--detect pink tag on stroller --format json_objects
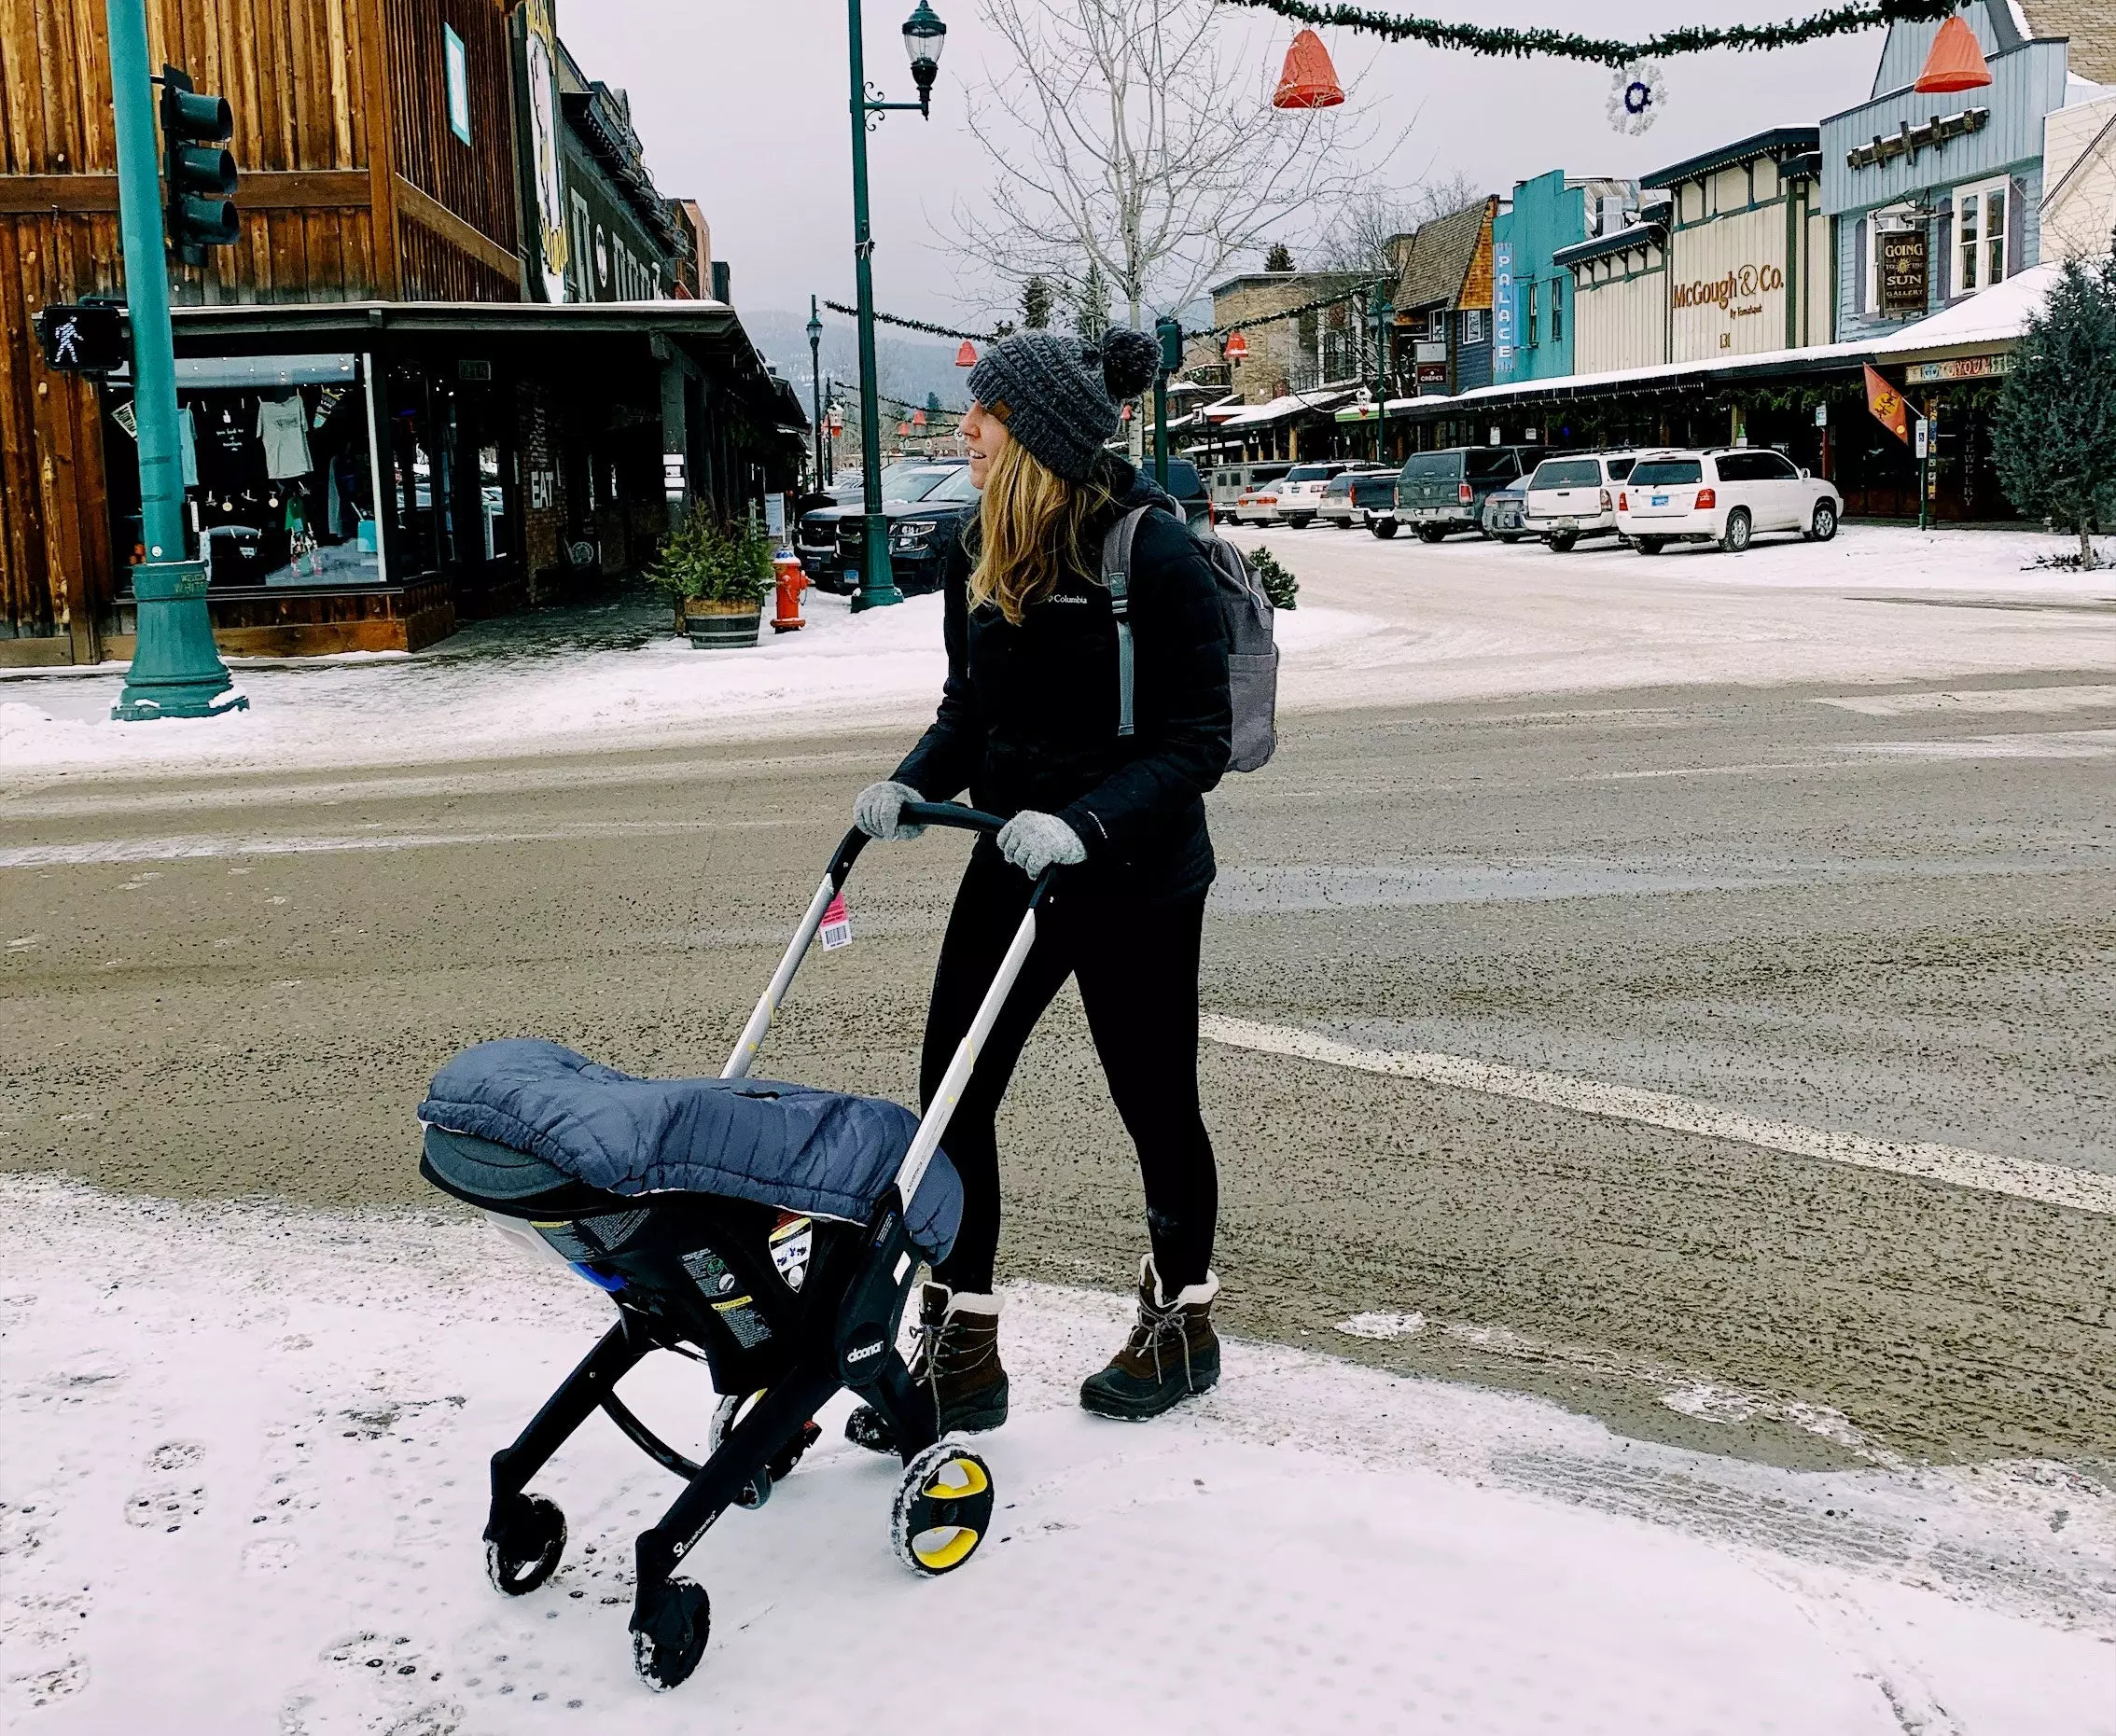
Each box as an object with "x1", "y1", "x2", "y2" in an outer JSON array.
[{"x1": 819, "y1": 893, "x2": 852, "y2": 951}]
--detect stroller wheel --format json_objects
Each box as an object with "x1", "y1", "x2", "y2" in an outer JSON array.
[
  {"x1": 891, "y1": 1442, "x2": 995, "y2": 1576},
  {"x1": 632, "y1": 1578, "x2": 711, "y2": 1692},
  {"x1": 484, "y1": 1493, "x2": 566, "y2": 1596}
]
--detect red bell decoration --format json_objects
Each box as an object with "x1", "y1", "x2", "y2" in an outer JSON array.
[
  {"x1": 1273, "y1": 28, "x2": 1344, "y2": 110},
  {"x1": 1224, "y1": 329, "x2": 1249, "y2": 361},
  {"x1": 954, "y1": 339, "x2": 978, "y2": 366},
  {"x1": 898, "y1": 419, "x2": 912, "y2": 436},
  {"x1": 912, "y1": 407, "x2": 927, "y2": 425},
  {"x1": 1914, "y1": 16, "x2": 1993, "y2": 92}
]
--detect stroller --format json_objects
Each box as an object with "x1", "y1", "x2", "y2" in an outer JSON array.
[{"x1": 417, "y1": 802, "x2": 1049, "y2": 1691}]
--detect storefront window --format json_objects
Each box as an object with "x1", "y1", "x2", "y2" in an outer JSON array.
[
  {"x1": 1956, "y1": 180, "x2": 2008, "y2": 294},
  {"x1": 106, "y1": 354, "x2": 386, "y2": 593}
]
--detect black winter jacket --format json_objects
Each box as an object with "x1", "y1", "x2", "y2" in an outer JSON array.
[{"x1": 892, "y1": 458, "x2": 1232, "y2": 903}]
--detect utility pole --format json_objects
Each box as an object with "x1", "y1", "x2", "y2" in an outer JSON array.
[
  {"x1": 1152, "y1": 315, "x2": 1181, "y2": 490},
  {"x1": 108, "y1": 0, "x2": 244, "y2": 720}
]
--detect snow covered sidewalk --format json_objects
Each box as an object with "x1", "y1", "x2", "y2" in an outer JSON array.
[
  {"x1": 7, "y1": 524, "x2": 2113, "y2": 784},
  {"x1": 3, "y1": 1176, "x2": 2108, "y2": 1734}
]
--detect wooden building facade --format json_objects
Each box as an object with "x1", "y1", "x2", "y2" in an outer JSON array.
[{"x1": 1, "y1": 0, "x2": 800, "y2": 665}]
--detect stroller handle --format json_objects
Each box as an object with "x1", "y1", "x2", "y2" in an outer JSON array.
[
  {"x1": 722, "y1": 801, "x2": 1059, "y2": 1085},
  {"x1": 899, "y1": 799, "x2": 1009, "y2": 834}
]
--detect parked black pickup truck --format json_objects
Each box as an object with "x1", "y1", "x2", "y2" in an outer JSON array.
[
  {"x1": 826, "y1": 465, "x2": 983, "y2": 595},
  {"x1": 1372, "y1": 445, "x2": 1544, "y2": 541}
]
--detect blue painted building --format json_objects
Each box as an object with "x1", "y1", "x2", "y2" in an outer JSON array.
[
  {"x1": 1824, "y1": 0, "x2": 2093, "y2": 343},
  {"x1": 1491, "y1": 171, "x2": 1638, "y2": 386}
]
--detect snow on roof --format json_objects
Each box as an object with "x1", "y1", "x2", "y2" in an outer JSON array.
[
  {"x1": 1372, "y1": 340, "x2": 1874, "y2": 417},
  {"x1": 1871, "y1": 262, "x2": 2058, "y2": 354},
  {"x1": 1205, "y1": 388, "x2": 1355, "y2": 427}
]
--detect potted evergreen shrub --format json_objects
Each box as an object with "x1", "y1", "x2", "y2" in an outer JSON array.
[{"x1": 653, "y1": 507, "x2": 774, "y2": 648}]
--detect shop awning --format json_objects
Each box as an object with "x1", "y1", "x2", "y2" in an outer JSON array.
[
  {"x1": 1380, "y1": 339, "x2": 1878, "y2": 419},
  {"x1": 1869, "y1": 263, "x2": 2054, "y2": 365}
]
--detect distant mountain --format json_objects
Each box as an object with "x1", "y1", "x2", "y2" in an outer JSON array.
[{"x1": 741, "y1": 307, "x2": 973, "y2": 414}]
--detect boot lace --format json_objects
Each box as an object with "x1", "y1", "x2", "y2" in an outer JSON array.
[
  {"x1": 1124, "y1": 1294, "x2": 1197, "y2": 1393},
  {"x1": 915, "y1": 1310, "x2": 998, "y2": 1414}
]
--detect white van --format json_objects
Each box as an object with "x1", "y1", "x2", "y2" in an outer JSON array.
[
  {"x1": 1523, "y1": 451, "x2": 1639, "y2": 551},
  {"x1": 1208, "y1": 462, "x2": 1291, "y2": 524}
]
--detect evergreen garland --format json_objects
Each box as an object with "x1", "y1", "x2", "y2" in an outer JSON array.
[
  {"x1": 823, "y1": 300, "x2": 997, "y2": 342},
  {"x1": 1220, "y1": 0, "x2": 1955, "y2": 68}
]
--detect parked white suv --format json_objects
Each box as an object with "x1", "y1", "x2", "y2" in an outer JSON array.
[
  {"x1": 1524, "y1": 451, "x2": 1639, "y2": 551},
  {"x1": 1273, "y1": 460, "x2": 1356, "y2": 527},
  {"x1": 1616, "y1": 449, "x2": 1842, "y2": 554}
]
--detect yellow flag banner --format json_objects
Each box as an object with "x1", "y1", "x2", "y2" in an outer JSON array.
[{"x1": 1864, "y1": 364, "x2": 1910, "y2": 445}]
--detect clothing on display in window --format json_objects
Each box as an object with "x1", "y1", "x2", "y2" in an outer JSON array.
[
  {"x1": 193, "y1": 399, "x2": 264, "y2": 495},
  {"x1": 256, "y1": 390, "x2": 313, "y2": 480}
]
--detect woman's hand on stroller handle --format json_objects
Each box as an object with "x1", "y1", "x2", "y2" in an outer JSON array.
[{"x1": 853, "y1": 781, "x2": 927, "y2": 841}]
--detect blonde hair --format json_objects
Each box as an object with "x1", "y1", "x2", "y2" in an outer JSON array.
[{"x1": 968, "y1": 439, "x2": 1116, "y2": 625}]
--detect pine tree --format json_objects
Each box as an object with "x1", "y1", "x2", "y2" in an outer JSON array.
[
  {"x1": 1994, "y1": 254, "x2": 2116, "y2": 565},
  {"x1": 926, "y1": 391, "x2": 943, "y2": 415},
  {"x1": 1072, "y1": 262, "x2": 1110, "y2": 341},
  {"x1": 1020, "y1": 274, "x2": 1054, "y2": 331},
  {"x1": 1264, "y1": 241, "x2": 1295, "y2": 273}
]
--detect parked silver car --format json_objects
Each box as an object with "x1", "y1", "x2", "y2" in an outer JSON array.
[{"x1": 1524, "y1": 451, "x2": 1640, "y2": 551}]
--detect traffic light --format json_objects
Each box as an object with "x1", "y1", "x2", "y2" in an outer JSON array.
[{"x1": 159, "y1": 65, "x2": 237, "y2": 264}]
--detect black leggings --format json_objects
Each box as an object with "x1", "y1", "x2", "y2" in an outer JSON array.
[{"x1": 922, "y1": 850, "x2": 1218, "y2": 1296}]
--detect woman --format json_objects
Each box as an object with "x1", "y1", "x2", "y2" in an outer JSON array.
[{"x1": 847, "y1": 327, "x2": 1232, "y2": 1448}]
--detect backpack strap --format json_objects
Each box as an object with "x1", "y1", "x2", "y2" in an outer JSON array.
[{"x1": 1100, "y1": 505, "x2": 1154, "y2": 740}]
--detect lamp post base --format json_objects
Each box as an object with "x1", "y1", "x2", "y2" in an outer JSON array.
[
  {"x1": 112, "y1": 558, "x2": 248, "y2": 722},
  {"x1": 848, "y1": 525, "x2": 903, "y2": 612}
]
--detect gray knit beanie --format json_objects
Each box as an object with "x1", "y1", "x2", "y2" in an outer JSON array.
[{"x1": 967, "y1": 328, "x2": 1161, "y2": 482}]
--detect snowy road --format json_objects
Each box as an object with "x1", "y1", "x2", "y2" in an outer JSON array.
[{"x1": 4, "y1": 525, "x2": 2114, "y2": 1728}]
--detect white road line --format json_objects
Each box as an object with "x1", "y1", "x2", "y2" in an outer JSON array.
[
  {"x1": 0, "y1": 816, "x2": 796, "y2": 869},
  {"x1": 1817, "y1": 684, "x2": 2116, "y2": 717},
  {"x1": 1201, "y1": 1015, "x2": 2116, "y2": 1218}
]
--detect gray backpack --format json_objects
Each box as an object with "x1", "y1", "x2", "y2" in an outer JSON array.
[{"x1": 1101, "y1": 505, "x2": 1278, "y2": 772}]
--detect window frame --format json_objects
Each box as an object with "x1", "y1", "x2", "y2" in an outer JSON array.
[
  {"x1": 443, "y1": 24, "x2": 471, "y2": 145},
  {"x1": 1551, "y1": 276, "x2": 1564, "y2": 342},
  {"x1": 1463, "y1": 308, "x2": 1485, "y2": 345},
  {"x1": 1953, "y1": 175, "x2": 2010, "y2": 295},
  {"x1": 1526, "y1": 280, "x2": 1539, "y2": 348}
]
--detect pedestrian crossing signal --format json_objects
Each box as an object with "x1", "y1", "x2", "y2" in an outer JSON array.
[
  {"x1": 160, "y1": 65, "x2": 239, "y2": 265},
  {"x1": 34, "y1": 302, "x2": 128, "y2": 374}
]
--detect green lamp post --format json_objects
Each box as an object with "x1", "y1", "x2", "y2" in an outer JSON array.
[
  {"x1": 106, "y1": 0, "x2": 244, "y2": 720},
  {"x1": 846, "y1": 0, "x2": 947, "y2": 613},
  {"x1": 1369, "y1": 280, "x2": 1393, "y2": 467}
]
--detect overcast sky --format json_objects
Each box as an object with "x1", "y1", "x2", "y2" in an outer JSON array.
[{"x1": 559, "y1": 0, "x2": 1884, "y2": 326}]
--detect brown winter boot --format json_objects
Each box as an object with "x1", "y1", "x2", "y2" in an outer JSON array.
[
  {"x1": 1079, "y1": 1257, "x2": 1220, "y2": 1421},
  {"x1": 844, "y1": 1282, "x2": 1009, "y2": 1454}
]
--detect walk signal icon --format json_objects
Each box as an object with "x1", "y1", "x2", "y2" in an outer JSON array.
[
  {"x1": 35, "y1": 302, "x2": 128, "y2": 374},
  {"x1": 160, "y1": 65, "x2": 239, "y2": 264}
]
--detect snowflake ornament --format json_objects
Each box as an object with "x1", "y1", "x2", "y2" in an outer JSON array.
[{"x1": 1608, "y1": 62, "x2": 1666, "y2": 136}]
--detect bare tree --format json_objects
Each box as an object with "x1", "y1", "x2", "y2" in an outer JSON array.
[
  {"x1": 1311, "y1": 171, "x2": 1483, "y2": 274},
  {"x1": 951, "y1": 0, "x2": 1388, "y2": 332}
]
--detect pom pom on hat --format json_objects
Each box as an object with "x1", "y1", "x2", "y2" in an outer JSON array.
[{"x1": 1098, "y1": 328, "x2": 1162, "y2": 400}]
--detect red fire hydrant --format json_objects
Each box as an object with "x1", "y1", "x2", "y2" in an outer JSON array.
[{"x1": 772, "y1": 552, "x2": 809, "y2": 632}]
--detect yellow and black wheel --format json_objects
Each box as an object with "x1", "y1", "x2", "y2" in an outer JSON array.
[{"x1": 890, "y1": 1441, "x2": 995, "y2": 1576}]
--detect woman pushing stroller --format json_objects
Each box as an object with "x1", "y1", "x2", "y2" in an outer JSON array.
[{"x1": 849, "y1": 326, "x2": 1232, "y2": 1445}]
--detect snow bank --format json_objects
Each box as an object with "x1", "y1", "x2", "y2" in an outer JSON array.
[
  {"x1": 2, "y1": 1176, "x2": 2107, "y2": 1733},
  {"x1": 0, "y1": 590, "x2": 1375, "y2": 781}
]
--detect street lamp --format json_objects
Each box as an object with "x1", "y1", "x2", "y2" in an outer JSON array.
[
  {"x1": 903, "y1": 2, "x2": 947, "y2": 115},
  {"x1": 845, "y1": 0, "x2": 948, "y2": 612},
  {"x1": 1368, "y1": 281, "x2": 1393, "y2": 466},
  {"x1": 807, "y1": 295, "x2": 826, "y2": 492}
]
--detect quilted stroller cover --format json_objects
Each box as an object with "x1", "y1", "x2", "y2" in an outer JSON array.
[{"x1": 420, "y1": 1039, "x2": 962, "y2": 1257}]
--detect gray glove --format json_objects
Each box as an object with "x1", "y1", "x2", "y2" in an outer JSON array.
[
  {"x1": 854, "y1": 780, "x2": 926, "y2": 840},
  {"x1": 995, "y1": 810, "x2": 1087, "y2": 877}
]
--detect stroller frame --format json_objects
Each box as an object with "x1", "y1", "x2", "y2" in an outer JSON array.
[{"x1": 468, "y1": 801, "x2": 1051, "y2": 1690}]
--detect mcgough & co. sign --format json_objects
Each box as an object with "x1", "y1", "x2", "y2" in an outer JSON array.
[{"x1": 1672, "y1": 262, "x2": 1786, "y2": 313}]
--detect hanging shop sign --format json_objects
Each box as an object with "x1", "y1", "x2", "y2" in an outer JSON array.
[
  {"x1": 1901, "y1": 353, "x2": 2012, "y2": 383},
  {"x1": 1878, "y1": 228, "x2": 1928, "y2": 315}
]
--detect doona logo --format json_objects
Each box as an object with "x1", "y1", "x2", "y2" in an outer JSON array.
[
  {"x1": 844, "y1": 1339, "x2": 885, "y2": 1363},
  {"x1": 1673, "y1": 263, "x2": 1785, "y2": 312}
]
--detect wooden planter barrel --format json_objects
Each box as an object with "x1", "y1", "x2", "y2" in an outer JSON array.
[{"x1": 683, "y1": 599, "x2": 764, "y2": 649}]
